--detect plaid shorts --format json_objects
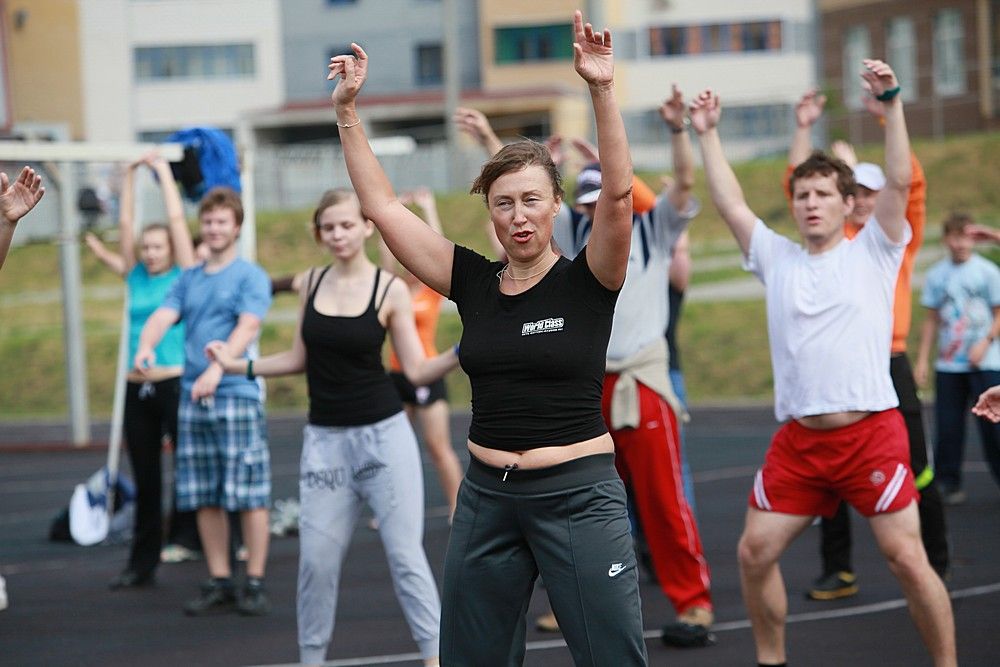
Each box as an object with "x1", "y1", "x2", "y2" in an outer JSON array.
[{"x1": 176, "y1": 394, "x2": 270, "y2": 512}]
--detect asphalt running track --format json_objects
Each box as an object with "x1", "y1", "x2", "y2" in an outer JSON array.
[{"x1": 1, "y1": 406, "x2": 998, "y2": 666}]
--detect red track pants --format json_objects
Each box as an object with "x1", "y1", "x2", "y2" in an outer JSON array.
[{"x1": 602, "y1": 374, "x2": 713, "y2": 614}]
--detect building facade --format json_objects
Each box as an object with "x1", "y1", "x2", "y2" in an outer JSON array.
[{"x1": 820, "y1": 0, "x2": 999, "y2": 143}]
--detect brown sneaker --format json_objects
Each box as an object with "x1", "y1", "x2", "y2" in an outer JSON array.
[{"x1": 535, "y1": 611, "x2": 560, "y2": 632}]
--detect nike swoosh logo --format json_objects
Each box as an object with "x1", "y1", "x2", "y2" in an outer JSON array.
[{"x1": 608, "y1": 563, "x2": 627, "y2": 577}]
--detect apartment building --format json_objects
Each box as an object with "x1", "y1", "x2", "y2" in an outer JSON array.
[
  {"x1": 819, "y1": 0, "x2": 999, "y2": 143},
  {"x1": 1, "y1": 0, "x2": 285, "y2": 143}
]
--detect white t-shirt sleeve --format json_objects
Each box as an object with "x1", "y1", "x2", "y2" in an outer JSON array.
[
  {"x1": 857, "y1": 216, "x2": 912, "y2": 277},
  {"x1": 742, "y1": 219, "x2": 795, "y2": 283}
]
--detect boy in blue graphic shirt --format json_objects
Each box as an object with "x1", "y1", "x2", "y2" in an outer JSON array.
[
  {"x1": 916, "y1": 212, "x2": 1000, "y2": 503},
  {"x1": 136, "y1": 187, "x2": 273, "y2": 616}
]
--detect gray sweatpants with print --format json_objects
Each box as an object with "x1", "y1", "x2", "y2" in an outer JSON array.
[{"x1": 297, "y1": 412, "x2": 441, "y2": 664}]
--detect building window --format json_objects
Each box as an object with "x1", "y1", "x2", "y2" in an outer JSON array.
[
  {"x1": 649, "y1": 26, "x2": 687, "y2": 56},
  {"x1": 742, "y1": 22, "x2": 770, "y2": 52},
  {"x1": 326, "y1": 0, "x2": 357, "y2": 5},
  {"x1": 495, "y1": 24, "x2": 573, "y2": 63},
  {"x1": 842, "y1": 26, "x2": 870, "y2": 110},
  {"x1": 886, "y1": 17, "x2": 917, "y2": 102},
  {"x1": 134, "y1": 44, "x2": 255, "y2": 81},
  {"x1": 700, "y1": 24, "x2": 731, "y2": 54},
  {"x1": 933, "y1": 9, "x2": 966, "y2": 96},
  {"x1": 721, "y1": 104, "x2": 789, "y2": 139},
  {"x1": 415, "y1": 43, "x2": 443, "y2": 86},
  {"x1": 649, "y1": 20, "x2": 780, "y2": 57}
]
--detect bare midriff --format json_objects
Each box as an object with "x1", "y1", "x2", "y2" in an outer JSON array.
[
  {"x1": 126, "y1": 366, "x2": 183, "y2": 383},
  {"x1": 468, "y1": 432, "x2": 615, "y2": 470},
  {"x1": 796, "y1": 410, "x2": 872, "y2": 431}
]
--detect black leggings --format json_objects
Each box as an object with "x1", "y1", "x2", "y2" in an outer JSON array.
[{"x1": 123, "y1": 378, "x2": 199, "y2": 576}]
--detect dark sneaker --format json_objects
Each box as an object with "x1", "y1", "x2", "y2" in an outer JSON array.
[
  {"x1": 109, "y1": 570, "x2": 155, "y2": 590},
  {"x1": 183, "y1": 579, "x2": 236, "y2": 616},
  {"x1": 236, "y1": 578, "x2": 271, "y2": 616},
  {"x1": 806, "y1": 571, "x2": 858, "y2": 601},
  {"x1": 661, "y1": 606, "x2": 715, "y2": 648},
  {"x1": 661, "y1": 622, "x2": 716, "y2": 648}
]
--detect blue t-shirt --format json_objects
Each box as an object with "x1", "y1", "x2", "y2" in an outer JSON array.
[
  {"x1": 921, "y1": 253, "x2": 1000, "y2": 372},
  {"x1": 162, "y1": 258, "x2": 272, "y2": 399},
  {"x1": 128, "y1": 264, "x2": 185, "y2": 368}
]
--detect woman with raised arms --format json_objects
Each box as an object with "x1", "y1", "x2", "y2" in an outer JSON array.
[{"x1": 328, "y1": 10, "x2": 645, "y2": 665}]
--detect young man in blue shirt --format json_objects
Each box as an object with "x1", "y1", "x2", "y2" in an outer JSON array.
[{"x1": 136, "y1": 187, "x2": 273, "y2": 616}]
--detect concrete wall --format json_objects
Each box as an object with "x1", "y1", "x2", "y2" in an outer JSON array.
[
  {"x1": 281, "y1": 0, "x2": 480, "y2": 102},
  {"x1": 79, "y1": 0, "x2": 285, "y2": 141}
]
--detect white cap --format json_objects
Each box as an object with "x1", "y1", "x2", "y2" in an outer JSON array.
[{"x1": 853, "y1": 162, "x2": 886, "y2": 191}]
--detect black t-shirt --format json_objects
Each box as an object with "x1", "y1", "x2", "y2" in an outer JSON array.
[{"x1": 450, "y1": 244, "x2": 619, "y2": 451}]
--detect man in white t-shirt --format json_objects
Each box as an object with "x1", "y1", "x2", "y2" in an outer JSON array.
[{"x1": 690, "y1": 60, "x2": 955, "y2": 667}]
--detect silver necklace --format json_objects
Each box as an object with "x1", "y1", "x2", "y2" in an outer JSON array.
[{"x1": 497, "y1": 255, "x2": 557, "y2": 286}]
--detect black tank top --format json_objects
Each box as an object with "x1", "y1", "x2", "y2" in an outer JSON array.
[{"x1": 302, "y1": 267, "x2": 402, "y2": 426}]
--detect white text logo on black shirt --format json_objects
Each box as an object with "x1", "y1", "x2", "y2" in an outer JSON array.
[{"x1": 521, "y1": 317, "x2": 565, "y2": 336}]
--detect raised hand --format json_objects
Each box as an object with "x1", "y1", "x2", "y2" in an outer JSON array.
[
  {"x1": 544, "y1": 135, "x2": 565, "y2": 167},
  {"x1": 572, "y1": 10, "x2": 613, "y2": 89},
  {"x1": 0, "y1": 167, "x2": 45, "y2": 224},
  {"x1": 659, "y1": 84, "x2": 687, "y2": 130},
  {"x1": 453, "y1": 107, "x2": 490, "y2": 139},
  {"x1": 830, "y1": 140, "x2": 858, "y2": 168},
  {"x1": 569, "y1": 137, "x2": 600, "y2": 163},
  {"x1": 965, "y1": 224, "x2": 1000, "y2": 245},
  {"x1": 688, "y1": 89, "x2": 721, "y2": 134},
  {"x1": 794, "y1": 89, "x2": 827, "y2": 128},
  {"x1": 860, "y1": 59, "x2": 899, "y2": 100},
  {"x1": 410, "y1": 186, "x2": 436, "y2": 212},
  {"x1": 861, "y1": 92, "x2": 886, "y2": 119},
  {"x1": 453, "y1": 106, "x2": 502, "y2": 155},
  {"x1": 328, "y1": 43, "x2": 369, "y2": 109}
]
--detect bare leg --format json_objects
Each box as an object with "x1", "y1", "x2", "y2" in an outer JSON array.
[
  {"x1": 240, "y1": 508, "x2": 270, "y2": 578},
  {"x1": 197, "y1": 507, "x2": 230, "y2": 578},
  {"x1": 737, "y1": 508, "x2": 813, "y2": 665},
  {"x1": 414, "y1": 400, "x2": 463, "y2": 519},
  {"x1": 868, "y1": 503, "x2": 956, "y2": 667}
]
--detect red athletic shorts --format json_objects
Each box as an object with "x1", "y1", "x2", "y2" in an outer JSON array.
[{"x1": 748, "y1": 409, "x2": 918, "y2": 518}]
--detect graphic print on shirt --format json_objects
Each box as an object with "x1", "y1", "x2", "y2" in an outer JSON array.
[{"x1": 521, "y1": 317, "x2": 565, "y2": 336}]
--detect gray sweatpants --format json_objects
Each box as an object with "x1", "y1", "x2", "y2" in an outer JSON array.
[{"x1": 297, "y1": 412, "x2": 441, "y2": 665}]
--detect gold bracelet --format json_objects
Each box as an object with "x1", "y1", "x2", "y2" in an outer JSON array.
[{"x1": 337, "y1": 118, "x2": 361, "y2": 128}]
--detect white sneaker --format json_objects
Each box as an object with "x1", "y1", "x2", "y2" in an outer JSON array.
[
  {"x1": 160, "y1": 544, "x2": 202, "y2": 563},
  {"x1": 0, "y1": 574, "x2": 8, "y2": 611}
]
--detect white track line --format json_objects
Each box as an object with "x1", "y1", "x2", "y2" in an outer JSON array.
[{"x1": 248, "y1": 581, "x2": 1000, "y2": 667}]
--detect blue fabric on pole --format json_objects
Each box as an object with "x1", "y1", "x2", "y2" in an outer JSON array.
[{"x1": 166, "y1": 127, "x2": 241, "y2": 201}]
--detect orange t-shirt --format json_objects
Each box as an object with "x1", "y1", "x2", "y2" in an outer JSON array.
[
  {"x1": 388, "y1": 283, "x2": 442, "y2": 371},
  {"x1": 782, "y1": 153, "x2": 926, "y2": 353}
]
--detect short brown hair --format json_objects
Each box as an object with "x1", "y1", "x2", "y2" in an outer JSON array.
[
  {"x1": 790, "y1": 150, "x2": 856, "y2": 200},
  {"x1": 312, "y1": 188, "x2": 361, "y2": 228},
  {"x1": 198, "y1": 187, "x2": 244, "y2": 226},
  {"x1": 943, "y1": 212, "x2": 973, "y2": 236},
  {"x1": 470, "y1": 140, "x2": 564, "y2": 205}
]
